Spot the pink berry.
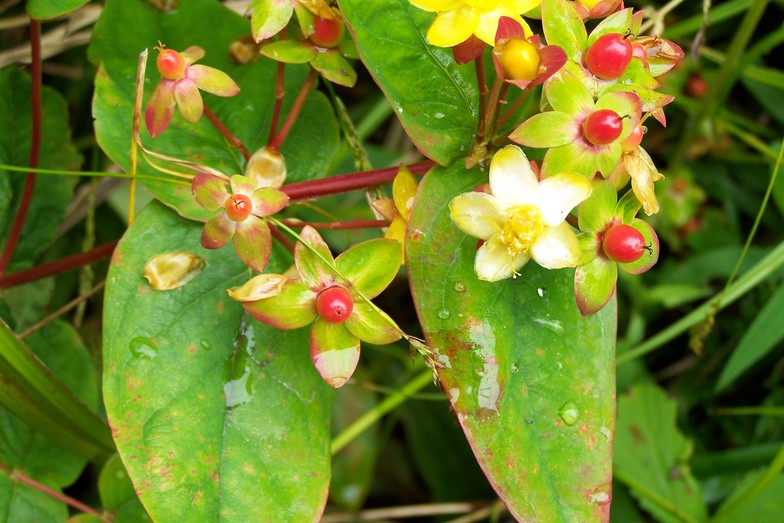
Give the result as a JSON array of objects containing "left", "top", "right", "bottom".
[
  {"left": 621, "top": 125, "right": 644, "bottom": 152},
  {"left": 602, "top": 224, "right": 647, "bottom": 263},
  {"left": 156, "top": 49, "right": 186, "bottom": 81},
  {"left": 583, "top": 109, "right": 624, "bottom": 146},
  {"left": 224, "top": 194, "right": 252, "bottom": 222},
  {"left": 585, "top": 33, "right": 633, "bottom": 80},
  {"left": 316, "top": 286, "right": 354, "bottom": 323},
  {"left": 309, "top": 16, "right": 344, "bottom": 48}
]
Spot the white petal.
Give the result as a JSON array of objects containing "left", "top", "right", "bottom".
[
  {"left": 530, "top": 222, "right": 580, "bottom": 269},
  {"left": 448, "top": 192, "right": 505, "bottom": 240},
  {"left": 489, "top": 145, "right": 538, "bottom": 208},
  {"left": 474, "top": 235, "right": 530, "bottom": 281},
  {"left": 536, "top": 173, "right": 592, "bottom": 227}
]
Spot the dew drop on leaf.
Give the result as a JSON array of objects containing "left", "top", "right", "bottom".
[
  {"left": 558, "top": 401, "right": 579, "bottom": 426},
  {"left": 437, "top": 308, "right": 451, "bottom": 320},
  {"left": 129, "top": 337, "right": 157, "bottom": 360},
  {"left": 453, "top": 281, "right": 466, "bottom": 293}
]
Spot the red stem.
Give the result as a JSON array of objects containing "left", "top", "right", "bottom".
[
  {"left": 496, "top": 88, "right": 532, "bottom": 132},
  {"left": 282, "top": 161, "right": 434, "bottom": 203},
  {"left": 203, "top": 104, "right": 251, "bottom": 161},
  {"left": 0, "top": 20, "right": 42, "bottom": 275},
  {"left": 269, "top": 224, "right": 295, "bottom": 253},
  {"left": 268, "top": 69, "right": 318, "bottom": 150},
  {"left": 475, "top": 54, "right": 489, "bottom": 142},
  {"left": 268, "top": 63, "right": 286, "bottom": 145},
  {"left": 280, "top": 219, "right": 390, "bottom": 230},
  {"left": 0, "top": 242, "right": 117, "bottom": 289}
]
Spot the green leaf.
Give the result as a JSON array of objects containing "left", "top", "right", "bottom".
[
  {"left": 98, "top": 454, "right": 152, "bottom": 522},
  {"left": 27, "top": 0, "right": 89, "bottom": 19},
  {"left": 260, "top": 41, "right": 317, "bottom": 64},
  {"left": 0, "top": 474, "right": 67, "bottom": 522},
  {"left": 406, "top": 163, "right": 616, "bottom": 522},
  {"left": 90, "top": 0, "right": 339, "bottom": 220},
  {"left": 341, "top": 0, "right": 478, "bottom": 165},
  {"left": 103, "top": 202, "right": 335, "bottom": 522},
  {"left": 716, "top": 283, "right": 784, "bottom": 392},
  {"left": 311, "top": 51, "right": 357, "bottom": 87},
  {"left": 614, "top": 383, "right": 708, "bottom": 523},
  {"left": 250, "top": 0, "right": 294, "bottom": 41},
  {"left": 711, "top": 470, "right": 784, "bottom": 523},
  {"left": 0, "top": 68, "right": 82, "bottom": 271},
  {"left": 541, "top": 0, "right": 587, "bottom": 61}
]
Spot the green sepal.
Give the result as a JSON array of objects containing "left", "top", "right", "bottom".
[
  {"left": 344, "top": 303, "right": 402, "bottom": 345},
  {"left": 619, "top": 219, "right": 659, "bottom": 275},
  {"left": 311, "top": 51, "right": 357, "bottom": 87},
  {"left": 545, "top": 69, "right": 593, "bottom": 115},
  {"left": 295, "top": 226, "right": 336, "bottom": 290},
  {"left": 614, "top": 189, "right": 642, "bottom": 224},
  {"left": 586, "top": 8, "right": 634, "bottom": 46},
  {"left": 251, "top": 0, "right": 294, "bottom": 42},
  {"left": 575, "top": 255, "right": 618, "bottom": 316},
  {"left": 541, "top": 0, "right": 587, "bottom": 61},
  {"left": 509, "top": 111, "right": 574, "bottom": 148},
  {"left": 336, "top": 239, "right": 401, "bottom": 299},
  {"left": 260, "top": 40, "right": 316, "bottom": 64},
  {"left": 310, "top": 319, "right": 361, "bottom": 388},
  {"left": 578, "top": 179, "right": 617, "bottom": 233},
  {"left": 242, "top": 279, "right": 318, "bottom": 329}
]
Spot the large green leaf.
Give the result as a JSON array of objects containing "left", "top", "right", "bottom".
[
  {"left": 103, "top": 202, "right": 335, "bottom": 522},
  {"left": 406, "top": 164, "right": 616, "bottom": 522},
  {"left": 0, "top": 67, "right": 82, "bottom": 271},
  {"left": 27, "top": 0, "right": 90, "bottom": 19},
  {"left": 340, "top": 0, "right": 478, "bottom": 166},
  {"left": 711, "top": 469, "right": 784, "bottom": 523},
  {"left": 90, "top": 0, "right": 339, "bottom": 220}
]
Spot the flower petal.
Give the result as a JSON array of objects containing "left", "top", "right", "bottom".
[
  {"left": 344, "top": 302, "right": 402, "bottom": 345},
  {"left": 475, "top": 10, "right": 530, "bottom": 45},
  {"left": 426, "top": 7, "right": 478, "bottom": 48},
  {"left": 180, "top": 45, "right": 205, "bottom": 65},
  {"left": 251, "top": 187, "right": 289, "bottom": 217},
  {"left": 192, "top": 173, "right": 230, "bottom": 212},
  {"left": 488, "top": 145, "right": 538, "bottom": 208},
  {"left": 201, "top": 213, "right": 236, "bottom": 250},
  {"left": 234, "top": 217, "right": 272, "bottom": 272},
  {"left": 474, "top": 234, "right": 530, "bottom": 281},
  {"left": 144, "top": 80, "right": 176, "bottom": 138},
  {"left": 448, "top": 192, "right": 504, "bottom": 241},
  {"left": 310, "top": 319, "right": 360, "bottom": 388},
  {"left": 173, "top": 79, "right": 204, "bottom": 124},
  {"left": 530, "top": 221, "right": 580, "bottom": 269},
  {"left": 537, "top": 173, "right": 592, "bottom": 227},
  {"left": 229, "top": 174, "right": 254, "bottom": 197},
  {"left": 392, "top": 165, "right": 418, "bottom": 220},
  {"left": 243, "top": 279, "right": 318, "bottom": 329},
  {"left": 410, "top": 0, "right": 464, "bottom": 11},
  {"left": 188, "top": 64, "right": 240, "bottom": 97}
]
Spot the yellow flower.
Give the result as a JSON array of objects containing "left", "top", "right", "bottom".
[
  {"left": 449, "top": 145, "right": 591, "bottom": 281},
  {"left": 411, "top": 0, "right": 541, "bottom": 47},
  {"left": 373, "top": 166, "right": 418, "bottom": 261}
]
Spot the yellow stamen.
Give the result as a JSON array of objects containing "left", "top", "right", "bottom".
[{"left": 501, "top": 204, "right": 543, "bottom": 255}]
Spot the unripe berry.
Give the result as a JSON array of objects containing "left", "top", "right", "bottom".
[
  {"left": 585, "top": 33, "right": 633, "bottom": 80},
  {"left": 225, "top": 194, "right": 252, "bottom": 222},
  {"left": 583, "top": 109, "right": 624, "bottom": 146},
  {"left": 496, "top": 39, "right": 541, "bottom": 81},
  {"left": 156, "top": 48, "right": 186, "bottom": 81},
  {"left": 309, "top": 15, "right": 344, "bottom": 48},
  {"left": 621, "top": 125, "right": 644, "bottom": 152},
  {"left": 316, "top": 286, "right": 354, "bottom": 324},
  {"left": 602, "top": 224, "right": 647, "bottom": 263}
]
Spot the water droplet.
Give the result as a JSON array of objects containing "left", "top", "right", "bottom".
[
  {"left": 437, "top": 308, "right": 451, "bottom": 320},
  {"left": 511, "top": 362, "right": 520, "bottom": 373},
  {"left": 558, "top": 401, "right": 579, "bottom": 426},
  {"left": 453, "top": 281, "right": 466, "bottom": 293},
  {"left": 600, "top": 426, "right": 611, "bottom": 440},
  {"left": 589, "top": 484, "right": 611, "bottom": 505},
  {"left": 536, "top": 287, "right": 546, "bottom": 298},
  {"left": 434, "top": 112, "right": 445, "bottom": 119},
  {"left": 200, "top": 339, "right": 212, "bottom": 351},
  {"left": 129, "top": 337, "right": 157, "bottom": 360},
  {"left": 534, "top": 318, "right": 564, "bottom": 334}
]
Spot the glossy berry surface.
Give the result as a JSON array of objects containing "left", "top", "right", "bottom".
[
  {"left": 316, "top": 286, "right": 354, "bottom": 323},
  {"left": 602, "top": 224, "right": 647, "bottom": 263},
  {"left": 583, "top": 109, "right": 624, "bottom": 146},
  {"left": 309, "top": 16, "right": 344, "bottom": 48},
  {"left": 224, "top": 194, "right": 253, "bottom": 222},
  {"left": 156, "top": 49, "right": 186, "bottom": 81},
  {"left": 497, "top": 39, "right": 541, "bottom": 81},
  {"left": 621, "top": 125, "right": 644, "bottom": 152},
  {"left": 585, "top": 33, "right": 633, "bottom": 80}
]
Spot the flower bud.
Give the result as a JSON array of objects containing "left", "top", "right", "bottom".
[{"left": 245, "top": 147, "right": 287, "bottom": 189}]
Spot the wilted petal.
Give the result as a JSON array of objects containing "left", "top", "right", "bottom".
[
  {"left": 537, "top": 173, "right": 592, "bottom": 227},
  {"left": 243, "top": 279, "right": 318, "bottom": 329},
  {"left": 145, "top": 80, "right": 176, "bottom": 138},
  {"left": 201, "top": 213, "right": 236, "bottom": 250},
  {"left": 310, "top": 319, "right": 361, "bottom": 388},
  {"left": 530, "top": 221, "right": 580, "bottom": 269},
  {"left": 180, "top": 45, "right": 205, "bottom": 65},
  {"left": 227, "top": 273, "right": 287, "bottom": 302},
  {"left": 625, "top": 147, "right": 664, "bottom": 216},
  {"left": 143, "top": 252, "right": 204, "bottom": 291},
  {"left": 192, "top": 173, "right": 230, "bottom": 211},
  {"left": 372, "top": 198, "right": 397, "bottom": 220},
  {"left": 173, "top": 79, "right": 204, "bottom": 123},
  {"left": 426, "top": 7, "right": 478, "bottom": 48},
  {"left": 489, "top": 145, "right": 538, "bottom": 208},
  {"left": 234, "top": 217, "right": 272, "bottom": 272},
  {"left": 345, "top": 302, "right": 402, "bottom": 345},
  {"left": 474, "top": 234, "right": 530, "bottom": 281},
  {"left": 251, "top": 187, "right": 289, "bottom": 217},
  {"left": 189, "top": 64, "right": 240, "bottom": 97},
  {"left": 448, "top": 192, "right": 504, "bottom": 241}
]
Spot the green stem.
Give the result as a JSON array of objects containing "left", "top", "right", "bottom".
[
  {"left": 713, "top": 442, "right": 784, "bottom": 519},
  {"left": 0, "top": 164, "right": 190, "bottom": 185},
  {"left": 331, "top": 369, "right": 433, "bottom": 454}
]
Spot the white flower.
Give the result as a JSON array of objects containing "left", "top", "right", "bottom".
[{"left": 449, "top": 145, "right": 591, "bottom": 281}]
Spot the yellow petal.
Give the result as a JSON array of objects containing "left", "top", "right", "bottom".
[
  {"left": 489, "top": 145, "right": 538, "bottom": 208},
  {"left": 530, "top": 222, "right": 580, "bottom": 269},
  {"left": 474, "top": 234, "right": 530, "bottom": 281},
  {"left": 384, "top": 216, "right": 408, "bottom": 247},
  {"left": 536, "top": 173, "right": 592, "bottom": 227},
  {"left": 625, "top": 148, "right": 664, "bottom": 216},
  {"left": 411, "top": 0, "right": 465, "bottom": 12},
  {"left": 143, "top": 252, "right": 204, "bottom": 291},
  {"left": 392, "top": 165, "right": 419, "bottom": 219},
  {"left": 426, "top": 7, "right": 479, "bottom": 47},
  {"left": 449, "top": 192, "right": 505, "bottom": 240},
  {"left": 474, "top": 9, "right": 531, "bottom": 45}
]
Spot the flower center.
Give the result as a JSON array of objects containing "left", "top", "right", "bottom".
[
  {"left": 501, "top": 204, "right": 544, "bottom": 255},
  {"left": 225, "top": 194, "right": 252, "bottom": 222}
]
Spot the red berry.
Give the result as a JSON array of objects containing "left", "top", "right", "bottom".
[
  {"left": 309, "top": 16, "right": 345, "bottom": 48},
  {"left": 686, "top": 74, "right": 709, "bottom": 98},
  {"left": 156, "top": 48, "right": 186, "bottom": 81},
  {"left": 621, "top": 125, "right": 644, "bottom": 152},
  {"left": 224, "top": 194, "right": 252, "bottom": 222},
  {"left": 602, "top": 224, "right": 647, "bottom": 263},
  {"left": 316, "top": 286, "right": 354, "bottom": 323},
  {"left": 583, "top": 109, "right": 624, "bottom": 146},
  {"left": 585, "top": 33, "right": 633, "bottom": 80}
]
